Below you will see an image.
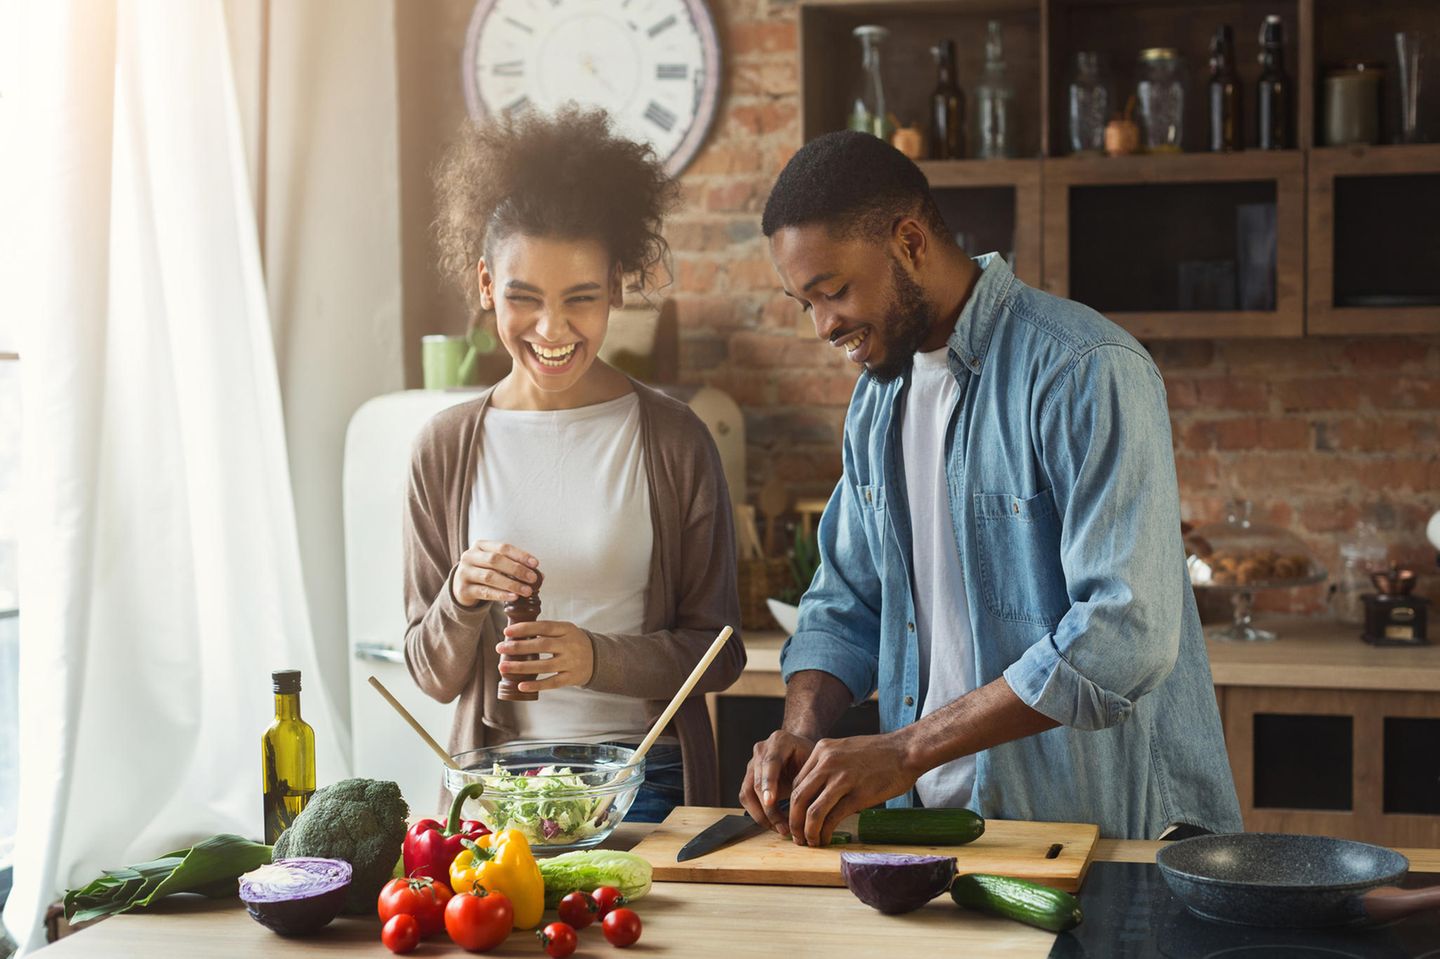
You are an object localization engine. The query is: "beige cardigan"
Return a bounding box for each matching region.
[402,380,745,809]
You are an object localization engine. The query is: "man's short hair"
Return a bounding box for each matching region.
[761,130,951,243]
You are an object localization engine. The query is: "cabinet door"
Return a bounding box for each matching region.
[1222,685,1440,847]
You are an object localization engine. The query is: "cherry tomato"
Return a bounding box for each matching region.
[537,921,578,958]
[381,914,421,954]
[602,907,642,948]
[557,890,598,929]
[378,876,453,938]
[592,885,627,919]
[444,886,514,952]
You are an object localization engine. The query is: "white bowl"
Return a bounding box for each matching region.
[766,598,800,635]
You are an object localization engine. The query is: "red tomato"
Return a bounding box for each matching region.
[537,921,578,958]
[557,890,598,929]
[602,908,642,948]
[377,876,453,938]
[592,885,627,919]
[381,914,421,954]
[444,886,513,952]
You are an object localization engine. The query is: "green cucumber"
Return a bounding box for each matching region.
[856,808,985,846]
[949,873,1083,932]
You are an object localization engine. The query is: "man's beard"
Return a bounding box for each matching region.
[865,257,937,384]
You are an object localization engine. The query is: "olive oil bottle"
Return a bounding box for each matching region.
[261,669,315,843]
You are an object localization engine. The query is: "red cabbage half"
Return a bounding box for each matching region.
[840,852,957,914]
[238,858,352,936]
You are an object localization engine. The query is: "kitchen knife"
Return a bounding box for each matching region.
[676,801,789,863]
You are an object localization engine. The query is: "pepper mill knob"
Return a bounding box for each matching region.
[498,569,544,702]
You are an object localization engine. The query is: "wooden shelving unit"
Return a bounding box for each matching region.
[797,0,1440,340]
[1042,151,1305,338]
[1307,143,1440,335]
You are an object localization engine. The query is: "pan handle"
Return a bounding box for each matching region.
[1361,884,1440,923]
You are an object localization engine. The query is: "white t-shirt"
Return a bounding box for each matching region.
[900,347,977,808]
[467,393,654,742]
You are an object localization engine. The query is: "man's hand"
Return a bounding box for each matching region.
[495,621,595,692]
[787,732,920,846]
[738,730,816,838]
[451,540,540,607]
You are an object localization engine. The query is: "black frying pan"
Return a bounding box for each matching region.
[1156,833,1440,928]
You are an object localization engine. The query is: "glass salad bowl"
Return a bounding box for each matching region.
[1185,500,1327,642]
[444,742,645,853]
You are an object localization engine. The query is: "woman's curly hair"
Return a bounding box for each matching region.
[433,105,680,316]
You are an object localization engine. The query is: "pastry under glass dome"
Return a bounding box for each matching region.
[1185,500,1328,642]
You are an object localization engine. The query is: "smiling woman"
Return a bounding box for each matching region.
[404,106,743,825]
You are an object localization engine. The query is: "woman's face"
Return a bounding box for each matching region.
[478,234,622,397]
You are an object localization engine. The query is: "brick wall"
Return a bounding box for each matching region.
[671,0,1440,611]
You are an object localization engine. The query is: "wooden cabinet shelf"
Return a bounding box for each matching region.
[1307,143,1440,336]
[796,0,1440,339]
[916,159,1042,285]
[1043,152,1304,337]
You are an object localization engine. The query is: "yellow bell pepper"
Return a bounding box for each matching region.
[448,829,545,929]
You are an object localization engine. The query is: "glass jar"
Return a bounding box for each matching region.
[1068,51,1109,155]
[1334,523,1388,624]
[1137,47,1185,152]
[848,25,893,140]
[974,20,1015,159]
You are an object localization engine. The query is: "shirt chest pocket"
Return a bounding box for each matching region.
[854,482,888,555]
[973,489,1067,627]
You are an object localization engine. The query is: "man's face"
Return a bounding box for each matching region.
[770,223,937,384]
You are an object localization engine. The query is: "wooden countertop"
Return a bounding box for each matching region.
[727,616,1440,694]
[44,828,1440,958]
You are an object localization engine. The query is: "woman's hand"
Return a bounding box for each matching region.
[495,621,595,692]
[451,540,540,607]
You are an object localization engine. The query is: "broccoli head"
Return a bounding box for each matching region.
[272,777,409,914]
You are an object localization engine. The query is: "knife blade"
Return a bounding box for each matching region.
[676,801,790,863]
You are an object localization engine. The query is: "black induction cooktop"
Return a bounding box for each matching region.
[1047,860,1440,959]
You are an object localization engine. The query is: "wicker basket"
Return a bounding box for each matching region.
[737,557,790,632]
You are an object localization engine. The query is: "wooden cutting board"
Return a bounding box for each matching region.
[631,807,1099,892]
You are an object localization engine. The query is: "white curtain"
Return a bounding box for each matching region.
[4,1,348,952]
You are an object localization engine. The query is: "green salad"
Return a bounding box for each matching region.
[478,764,614,846]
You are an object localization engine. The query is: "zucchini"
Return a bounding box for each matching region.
[949,873,1083,932]
[856,808,985,846]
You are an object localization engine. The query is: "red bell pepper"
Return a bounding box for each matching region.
[403,782,490,883]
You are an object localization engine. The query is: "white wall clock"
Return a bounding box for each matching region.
[462,0,722,176]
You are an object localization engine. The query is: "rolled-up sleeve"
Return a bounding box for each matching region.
[780,439,884,704]
[1003,345,1184,730]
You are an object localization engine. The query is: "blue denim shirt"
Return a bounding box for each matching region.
[781,255,1243,840]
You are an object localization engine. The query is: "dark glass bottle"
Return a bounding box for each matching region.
[1208,25,1243,151]
[928,39,965,160]
[1256,15,1291,150]
[262,669,315,844]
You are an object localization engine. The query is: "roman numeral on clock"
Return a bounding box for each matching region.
[644,101,678,132]
[504,16,533,34]
[504,94,532,115]
[656,63,689,80]
[492,60,524,77]
[647,14,677,38]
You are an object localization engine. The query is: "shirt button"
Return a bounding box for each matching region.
[865,489,873,503]
[907,621,915,632]
[1013,500,1021,514]
[904,695,915,707]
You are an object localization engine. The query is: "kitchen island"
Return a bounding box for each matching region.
[713,617,1440,848]
[42,827,1440,958]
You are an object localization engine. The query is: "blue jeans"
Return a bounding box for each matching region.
[616,743,683,823]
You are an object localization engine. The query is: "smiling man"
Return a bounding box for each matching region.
[739,131,1242,843]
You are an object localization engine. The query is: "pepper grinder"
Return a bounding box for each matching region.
[498,569,544,701]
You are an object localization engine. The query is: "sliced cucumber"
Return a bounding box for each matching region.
[856,807,985,846]
[949,873,1083,932]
